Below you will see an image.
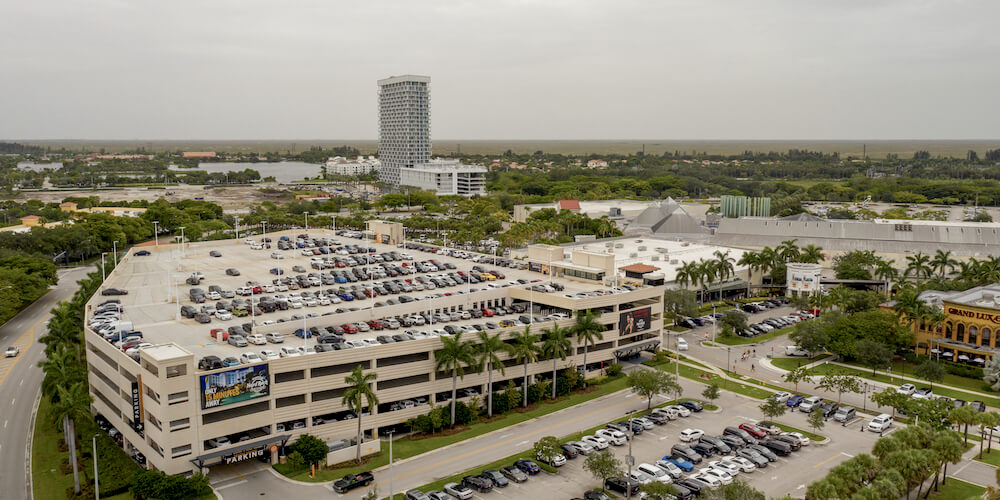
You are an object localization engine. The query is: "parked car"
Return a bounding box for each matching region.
[680,428,705,442]
[897,383,917,395]
[678,400,704,412]
[514,459,541,475]
[786,394,806,407]
[798,396,823,413]
[480,469,508,488]
[868,413,894,433]
[603,477,640,497]
[660,455,694,472]
[460,475,492,493]
[834,406,857,423]
[499,465,528,483]
[442,482,473,500]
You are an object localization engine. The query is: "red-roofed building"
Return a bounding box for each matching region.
[619,263,660,279]
[558,200,581,211]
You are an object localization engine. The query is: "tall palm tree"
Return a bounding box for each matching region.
[39,347,84,404]
[49,381,91,494]
[509,326,540,407]
[931,249,958,278]
[435,332,476,427]
[697,259,716,304]
[828,286,855,311]
[712,250,735,303]
[800,244,825,264]
[342,364,378,463]
[573,309,604,377]
[540,323,572,399]
[758,246,778,288]
[777,239,800,262]
[737,251,761,298]
[475,331,509,418]
[905,252,933,281]
[874,258,898,297]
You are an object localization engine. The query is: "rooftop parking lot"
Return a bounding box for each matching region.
[90,229,649,365]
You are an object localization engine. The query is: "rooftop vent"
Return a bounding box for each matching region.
[629,253,638,258]
[984,292,995,302]
[614,243,624,249]
[638,246,647,251]
[655,247,669,254]
[651,255,660,261]
[670,259,679,265]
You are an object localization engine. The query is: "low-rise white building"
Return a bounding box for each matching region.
[399,159,486,196]
[325,156,381,176]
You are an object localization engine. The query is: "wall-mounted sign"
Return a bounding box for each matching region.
[948,307,1000,325]
[223,447,265,465]
[620,307,651,335]
[200,364,270,409]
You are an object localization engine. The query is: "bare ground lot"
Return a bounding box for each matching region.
[7,184,291,211]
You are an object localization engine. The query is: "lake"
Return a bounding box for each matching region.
[168,161,322,183]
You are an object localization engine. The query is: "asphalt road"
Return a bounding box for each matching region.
[0,267,92,500]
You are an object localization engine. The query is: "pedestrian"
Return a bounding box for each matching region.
[752,348,756,357]
[751,363,755,372]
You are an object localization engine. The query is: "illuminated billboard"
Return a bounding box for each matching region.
[200,364,270,409]
[619,307,651,335]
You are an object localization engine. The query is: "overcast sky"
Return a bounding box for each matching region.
[2,0,997,140]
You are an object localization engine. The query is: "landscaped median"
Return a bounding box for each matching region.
[714,325,795,346]
[644,358,776,400]
[274,374,630,482]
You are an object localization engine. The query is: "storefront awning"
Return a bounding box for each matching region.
[191,434,291,469]
[929,339,998,356]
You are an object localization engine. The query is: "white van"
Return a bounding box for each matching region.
[868,414,893,433]
[785,345,809,357]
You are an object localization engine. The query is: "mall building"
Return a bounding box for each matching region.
[84,230,665,476]
[913,285,1000,364]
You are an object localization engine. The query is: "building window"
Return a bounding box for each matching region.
[983,328,992,347]
[956,324,965,343]
[275,370,305,383]
[166,364,187,378]
[168,391,189,405]
[945,322,953,340]
[170,418,190,431]
[969,326,978,345]
[171,444,192,458]
[275,395,306,408]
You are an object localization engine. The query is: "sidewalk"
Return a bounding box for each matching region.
[827,360,998,400]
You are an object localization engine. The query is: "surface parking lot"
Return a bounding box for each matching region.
[449,396,884,500]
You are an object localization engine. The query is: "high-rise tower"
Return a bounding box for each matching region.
[377,75,431,186]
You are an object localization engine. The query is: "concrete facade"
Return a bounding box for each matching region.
[399,159,486,196]
[377,75,431,186]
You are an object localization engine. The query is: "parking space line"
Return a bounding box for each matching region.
[812,452,843,469]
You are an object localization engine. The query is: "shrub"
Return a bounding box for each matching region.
[454,401,473,425]
[94,434,141,497]
[289,434,328,466]
[606,363,623,377]
[131,469,211,500]
[489,391,511,415]
[527,383,544,405]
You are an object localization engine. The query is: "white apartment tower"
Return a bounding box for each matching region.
[377,75,431,186]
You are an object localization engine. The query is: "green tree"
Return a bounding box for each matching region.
[533,436,562,465]
[905,252,933,281]
[583,449,623,486]
[435,332,476,427]
[573,309,604,377]
[342,365,378,463]
[510,326,541,407]
[978,412,1000,459]
[800,244,825,265]
[628,369,680,409]
[807,407,825,433]
[782,366,813,392]
[699,480,766,500]
[930,249,957,278]
[759,396,788,422]
[930,429,965,488]
[289,434,329,467]
[948,405,979,445]
[640,481,682,499]
[663,289,697,326]
[719,310,748,337]
[540,322,572,399]
[789,320,828,355]
[475,331,510,418]
[871,387,911,419]
[816,373,861,404]
[49,381,92,494]
[853,339,893,376]
[39,346,84,404]
[915,359,945,390]
[702,383,721,406]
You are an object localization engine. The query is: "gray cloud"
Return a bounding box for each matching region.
[1,0,997,140]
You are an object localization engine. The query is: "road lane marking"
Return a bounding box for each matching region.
[812,452,844,469]
[0,314,50,390]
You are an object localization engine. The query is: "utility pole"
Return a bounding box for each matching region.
[101,253,106,283]
[626,409,635,500]
[233,216,240,240]
[179,227,186,257]
[93,435,100,500]
[152,221,159,247]
[388,430,395,500]
[112,241,118,266]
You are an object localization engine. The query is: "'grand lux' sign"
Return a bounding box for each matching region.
[948,307,1000,325]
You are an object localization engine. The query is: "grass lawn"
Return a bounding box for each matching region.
[770,355,827,371]
[799,363,1000,407]
[651,360,774,400]
[716,326,794,346]
[33,398,77,500]
[278,375,631,482]
[840,359,995,395]
[926,477,986,499]
[973,447,1000,466]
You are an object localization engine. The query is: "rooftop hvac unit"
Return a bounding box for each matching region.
[629,253,638,258]
[670,259,679,265]
[651,256,660,261]
[635,240,643,243]
[655,247,669,254]
[614,243,624,248]
[984,292,995,302]
[638,246,647,251]
[681,242,690,247]
[605,242,614,247]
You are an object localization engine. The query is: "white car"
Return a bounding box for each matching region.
[240,352,262,364]
[694,469,730,486]
[701,467,735,485]
[299,346,317,355]
[246,333,267,345]
[632,417,655,430]
[595,429,627,446]
[566,440,595,455]
[655,460,684,479]
[628,469,656,485]
[652,407,679,420]
[771,391,792,403]
[636,463,673,483]
[669,405,691,417]
[206,291,222,300]
[896,383,916,395]
[279,346,301,357]
[265,332,284,343]
[679,428,704,442]
[4,346,19,358]
[214,310,233,321]
[707,460,742,476]
[259,350,280,360]
[782,432,810,446]
[582,435,610,450]
[677,338,689,351]
[722,456,757,473]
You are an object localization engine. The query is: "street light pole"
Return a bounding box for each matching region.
[388,430,395,500]
[179,227,186,257]
[112,240,118,266]
[101,253,106,282]
[233,216,240,240]
[93,435,100,500]
[305,212,309,232]
[152,221,159,248]
[625,409,635,500]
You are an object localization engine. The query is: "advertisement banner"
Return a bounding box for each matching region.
[619,307,651,336]
[200,365,270,409]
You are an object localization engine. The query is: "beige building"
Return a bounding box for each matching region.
[85,230,664,475]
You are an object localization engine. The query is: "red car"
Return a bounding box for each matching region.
[481,308,495,317]
[739,423,767,439]
[457,271,468,277]
[341,324,358,334]
[367,320,384,330]
[210,328,229,341]
[252,286,263,293]
[490,270,505,279]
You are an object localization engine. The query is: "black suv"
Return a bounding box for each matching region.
[700,435,731,454]
[820,401,839,418]
[604,477,640,497]
[198,356,223,370]
[461,475,492,493]
[670,444,703,464]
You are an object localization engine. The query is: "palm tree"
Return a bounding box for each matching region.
[435,332,476,427]
[697,259,716,304]
[931,249,957,278]
[573,309,604,378]
[540,323,572,399]
[737,251,761,298]
[49,381,91,494]
[675,261,700,300]
[905,252,933,281]
[712,250,735,303]
[777,239,800,262]
[828,286,855,311]
[509,326,541,407]
[39,347,84,404]
[475,331,509,418]
[874,258,898,297]
[342,364,378,463]
[800,244,824,264]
